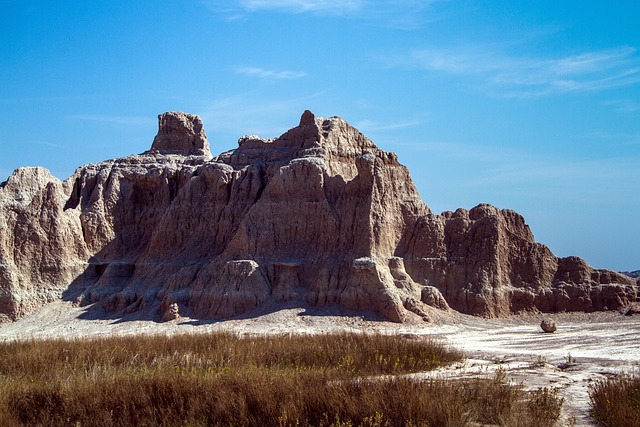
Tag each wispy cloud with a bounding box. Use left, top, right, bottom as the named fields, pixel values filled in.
left=403, top=138, right=639, bottom=204
left=389, top=46, right=640, bottom=97
left=66, top=115, right=155, bottom=126
left=585, top=130, right=640, bottom=146
left=354, top=117, right=427, bottom=132
left=198, top=91, right=327, bottom=144
left=235, top=66, right=307, bottom=80
left=202, top=0, right=443, bottom=28
left=393, top=139, right=524, bottom=164
left=202, top=0, right=363, bottom=17
left=603, top=99, right=640, bottom=113
left=31, top=140, right=64, bottom=149
left=238, top=0, right=363, bottom=14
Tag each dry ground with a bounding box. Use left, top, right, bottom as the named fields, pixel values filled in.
left=1, top=301, right=638, bottom=426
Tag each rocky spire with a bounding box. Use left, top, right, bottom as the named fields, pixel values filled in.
left=299, top=109, right=317, bottom=127
left=149, top=111, right=211, bottom=158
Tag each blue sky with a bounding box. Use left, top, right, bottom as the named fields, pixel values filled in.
left=1, top=0, right=639, bottom=271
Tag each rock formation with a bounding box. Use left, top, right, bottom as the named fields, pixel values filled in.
left=0, top=111, right=638, bottom=323
left=623, top=303, right=640, bottom=316
left=622, top=270, right=640, bottom=279
left=0, top=168, right=87, bottom=321
left=148, top=112, right=211, bottom=157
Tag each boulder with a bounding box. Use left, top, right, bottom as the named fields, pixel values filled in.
left=162, top=303, right=180, bottom=322
left=420, top=286, right=450, bottom=311
left=540, top=319, right=557, bottom=333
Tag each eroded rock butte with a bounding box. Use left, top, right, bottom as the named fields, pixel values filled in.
left=1, top=111, right=638, bottom=323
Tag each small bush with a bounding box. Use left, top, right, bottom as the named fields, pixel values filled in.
left=590, top=372, right=640, bottom=427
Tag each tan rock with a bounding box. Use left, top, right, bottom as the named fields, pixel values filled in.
left=149, top=111, right=211, bottom=158
left=420, top=286, right=449, bottom=311
left=0, top=111, right=638, bottom=323
left=402, top=205, right=637, bottom=316
left=0, top=167, right=87, bottom=321
left=622, top=303, right=640, bottom=316
left=162, top=303, right=180, bottom=322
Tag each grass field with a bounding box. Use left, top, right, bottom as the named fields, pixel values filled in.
left=0, top=332, right=564, bottom=426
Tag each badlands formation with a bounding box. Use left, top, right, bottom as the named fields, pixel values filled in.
left=0, top=111, right=638, bottom=324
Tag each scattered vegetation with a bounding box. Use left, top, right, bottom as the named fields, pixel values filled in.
left=530, top=354, right=548, bottom=368
left=589, top=372, right=640, bottom=427
left=558, top=353, right=578, bottom=371
left=0, top=332, right=563, bottom=426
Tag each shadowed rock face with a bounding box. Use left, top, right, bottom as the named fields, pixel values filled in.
left=0, top=111, right=637, bottom=322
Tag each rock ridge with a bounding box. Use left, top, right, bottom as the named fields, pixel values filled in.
left=621, top=270, right=640, bottom=279
left=0, top=111, right=637, bottom=323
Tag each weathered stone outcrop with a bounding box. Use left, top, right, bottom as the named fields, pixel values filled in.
left=622, top=270, right=640, bottom=279
left=400, top=205, right=637, bottom=316
left=0, top=110, right=637, bottom=322
left=148, top=112, right=212, bottom=158
left=0, top=168, right=87, bottom=322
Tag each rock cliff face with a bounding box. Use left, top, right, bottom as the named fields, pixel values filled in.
left=0, top=111, right=637, bottom=322
left=0, top=168, right=87, bottom=321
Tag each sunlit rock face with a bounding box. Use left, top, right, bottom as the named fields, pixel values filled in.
left=149, top=111, right=212, bottom=158
left=0, top=111, right=637, bottom=322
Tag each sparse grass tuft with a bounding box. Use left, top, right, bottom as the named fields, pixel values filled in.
left=530, top=354, right=548, bottom=368
left=589, top=372, right=640, bottom=427
left=0, top=332, right=563, bottom=426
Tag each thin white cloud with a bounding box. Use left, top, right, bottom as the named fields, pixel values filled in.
left=201, top=0, right=443, bottom=28
left=235, top=66, right=307, bottom=80
left=239, top=0, right=363, bottom=14
left=392, top=46, right=640, bottom=97
left=603, top=99, right=640, bottom=113
left=202, top=0, right=363, bottom=17
left=403, top=138, right=640, bottom=205
left=31, top=140, right=64, bottom=149
left=393, top=139, right=524, bottom=164
left=66, top=115, right=155, bottom=126
left=199, top=91, right=327, bottom=144
left=354, top=117, right=427, bottom=132
left=585, top=130, right=640, bottom=146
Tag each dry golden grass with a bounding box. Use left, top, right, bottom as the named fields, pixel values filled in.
left=0, top=332, right=563, bottom=426
left=589, top=372, right=640, bottom=427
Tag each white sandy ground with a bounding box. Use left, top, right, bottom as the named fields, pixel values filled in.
left=1, top=301, right=638, bottom=426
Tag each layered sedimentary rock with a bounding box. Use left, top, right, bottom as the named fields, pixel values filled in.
left=401, top=205, right=638, bottom=316
left=0, top=111, right=637, bottom=322
left=0, top=168, right=88, bottom=321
